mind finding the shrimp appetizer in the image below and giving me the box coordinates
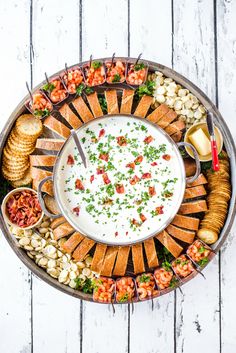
[26,91,53,118]
[93,277,115,303]
[126,62,148,85]
[116,277,136,303]
[172,254,195,278]
[106,60,126,83]
[84,61,106,87]
[154,266,176,289]
[136,273,158,300]
[187,240,210,267]
[63,67,84,94]
[43,77,68,104]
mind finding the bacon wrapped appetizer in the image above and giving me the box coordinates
[136,273,159,300]
[26,91,53,118]
[42,77,68,104]
[105,60,126,83]
[83,61,106,87]
[116,277,136,303]
[93,277,115,303]
[172,254,195,278]
[63,66,84,94]
[126,62,148,85]
[187,240,211,267]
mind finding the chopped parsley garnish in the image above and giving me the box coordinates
[98,96,108,114]
[135,80,156,98]
[85,87,94,95]
[134,62,145,71]
[74,277,95,293]
[139,274,150,283]
[118,293,129,303]
[42,82,55,92]
[76,83,85,96]
[112,74,121,82]
[34,108,50,117]
[91,61,102,69]
[198,258,209,267]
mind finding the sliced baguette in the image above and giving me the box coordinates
[112,246,130,276]
[30,155,56,167]
[171,214,200,231]
[44,195,60,215]
[132,243,145,274]
[72,238,95,261]
[165,120,185,135]
[30,167,53,195]
[86,92,103,117]
[44,116,71,139]
[184,158,197,177]
[120,89,134,114]
[53,222,75,240]
[71,96,93,122]
[90,244,107,273]
[100,247,118,277]
[105,90,119,114]
[59,103,82,129]
[62,232,84,254]
[157,109,177,129]
[184,185,207,200]
[146,103,169,123]
[187,173,207,187]
[36,138,64,151]
[143,238,159,268]
[51,216,67,230]
[178,200,208,215]
[166,224,195,244]
[156,230,183,258]
[134,95,153,118]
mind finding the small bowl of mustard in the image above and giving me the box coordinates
[184,122,223,162]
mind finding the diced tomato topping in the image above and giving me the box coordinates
[149,186,156,196]
[67,154,74,165]
[116,136,127,146]
[75,179,84,190]
[163,154,171,161]
[151,162,158,166]
[141,173,151,179]
[134,155,143,165]
[126,231,128,236]
[126,162,135,169]
[115,231,118,237]
[115,184,125,194]
[90,175,95,183]
[131,218,140,226]
[129,175,140,185]
[99,129,105,139]
[140,213,147,222]
[72,207,80,216]
[96,167,105,174]
[144,135,154,144]
[102,173,111,184]
[156,206,164,215]
[99,153,109,162]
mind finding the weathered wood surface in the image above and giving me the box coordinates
[0,1,236,353]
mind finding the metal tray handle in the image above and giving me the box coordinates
[177,142,201,184]
[37,176,62,219]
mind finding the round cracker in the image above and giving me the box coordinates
[15,114,43,139]
[10,168,32,187]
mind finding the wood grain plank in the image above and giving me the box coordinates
[0,2,32,352]
[217,0,236,351]
[129,1,175,353]
[173,1,220,352]
[31,1,82,352]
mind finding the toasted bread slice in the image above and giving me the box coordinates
[62,232,84,254]
[72,96,93,122]
[158,109,177,129]
[59,103,82,129]
[166,224,195,244]
[134,95,153,118]
[120,89,134,114]
[100,247,118,277]
[132,243,145,274]
[147,104,169,123]
[112,246,130,276]
[30,155,56,167]
[156,230,183,258]
[105,90,119,114]
[178,200,208,215]
[184,185,207,200]
[53,222,75,240]
[143,238,159,268]
[90,244,107,273]
[36,138,64,151]
[44,116,71,139]
[171,214,200,231]
[72,238,95,261]
[86,92,103,117]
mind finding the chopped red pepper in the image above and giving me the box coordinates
[90,175,95,183]
[72,207,80,216]
[149,186,156,196]
[99,128,105,139]
[139,213,147,222]
[67,154,74,165]
[141,173,152,179]
[126,162,135,169]
[75,179,84,190]
[151,162,158,166]
[115,231,118,237]
[126,231,129,236]
[144,135,154,144]
[163,154,171,161]
[96,167,105,174]
[99,153,109,162]
[155,206,164,215]
[102,173,111,184]
[129,175,140,185]
[134,155,143,165]
[116,136,127,146]
[115,184,125,194]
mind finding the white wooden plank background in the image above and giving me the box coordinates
[0,1,236,352]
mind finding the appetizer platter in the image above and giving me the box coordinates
[0,56,235,304]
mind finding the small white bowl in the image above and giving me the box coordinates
[1,187,44,230]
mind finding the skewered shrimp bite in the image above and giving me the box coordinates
[116,277,136,303]
[187,240,211,267]
[154,266,177,290]
[126,61,148,85]
[42,77,68,104]
[105,60,126,83]
[63,66,84,94]
[93,277,115,303]
[172,255,195,278]
[83,61,106,87]
[26,91,53,118]
[136,273,159,300]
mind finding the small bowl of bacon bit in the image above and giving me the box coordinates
[1,188,43,230]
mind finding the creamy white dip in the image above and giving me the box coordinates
[55,116,184,245]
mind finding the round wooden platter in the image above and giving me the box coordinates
[0,58,236,303]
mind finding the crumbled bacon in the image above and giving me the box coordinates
[67,154,74,165]
[99,153,109,162]
[6,190,42,228]
[99,129,105,139]
[72,207,80,216]
[155,206,164,215]
[126,162,135,169]
[141,173,151,179]
[116,136,127,146]
[75,179,84,190]
[151,162,158,166]
[144,135,154,144]
[115,231,118,237]
[115,184,125,194]
[90,175,95,183]
[102,173,111,184]
[149,186,156,196]
[131,218,140,226]
[134,155,143,165]
[129,175,140,185]
[163,154,171,161]
[139,213,147,222]
[96,167,105,174]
